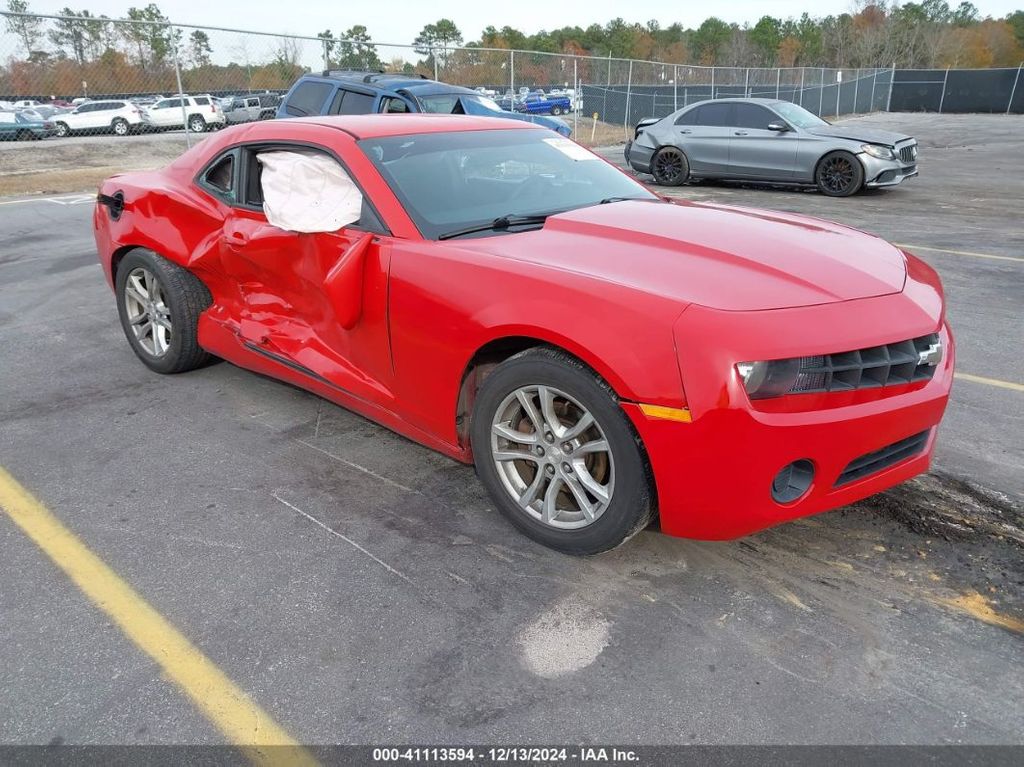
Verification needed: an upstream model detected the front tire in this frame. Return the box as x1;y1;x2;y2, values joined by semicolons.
471;348;654;555
55;121;69;137
115;249;213;374
650;145;689;186
550;105;562;116
815;150;864;197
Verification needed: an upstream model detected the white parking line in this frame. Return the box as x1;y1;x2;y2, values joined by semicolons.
0;194;94;207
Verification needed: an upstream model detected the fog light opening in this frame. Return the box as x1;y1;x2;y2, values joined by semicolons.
771;460;815;504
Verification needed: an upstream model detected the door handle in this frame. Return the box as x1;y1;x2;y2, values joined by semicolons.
679;129;692;134
734;130;748;136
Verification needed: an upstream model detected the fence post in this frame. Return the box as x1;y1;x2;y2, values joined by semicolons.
870;69;877;111
624;59;633;137
168;23;191;149
818;67;825;116
798;67;805;106
710;66;715;99
836;71;841;116
607;52;611;86
1008;62;1023;114
886;62;895;112
509;50;514;95
744;67;749;98
573;59;578;137
938;67;949;113
673;65;678;112
322;38;330;72
433;48;439;81
776;68;781;99
853;68;860;114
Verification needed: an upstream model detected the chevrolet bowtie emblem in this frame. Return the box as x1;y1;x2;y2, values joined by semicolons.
918;341;943;367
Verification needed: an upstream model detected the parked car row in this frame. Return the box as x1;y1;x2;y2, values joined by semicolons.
0;91;283;140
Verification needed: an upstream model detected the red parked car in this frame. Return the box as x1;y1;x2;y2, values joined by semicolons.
93;114;954;554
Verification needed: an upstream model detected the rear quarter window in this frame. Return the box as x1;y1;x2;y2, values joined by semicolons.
285;81;333;116
194;97;210;105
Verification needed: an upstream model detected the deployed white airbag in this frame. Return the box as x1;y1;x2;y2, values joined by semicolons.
257;150;363;233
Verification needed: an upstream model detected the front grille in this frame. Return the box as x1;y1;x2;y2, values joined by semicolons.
787;333;940;395
836;430;930;486
899;143;917;163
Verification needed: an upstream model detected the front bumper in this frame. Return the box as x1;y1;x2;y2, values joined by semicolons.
860;152;918;188
624;288;953;540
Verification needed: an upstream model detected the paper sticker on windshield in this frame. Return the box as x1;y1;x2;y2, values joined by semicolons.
543;137;596;161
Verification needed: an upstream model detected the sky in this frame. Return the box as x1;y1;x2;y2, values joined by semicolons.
27;0;1024;45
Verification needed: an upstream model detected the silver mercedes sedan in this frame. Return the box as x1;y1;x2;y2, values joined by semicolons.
625;98;918;197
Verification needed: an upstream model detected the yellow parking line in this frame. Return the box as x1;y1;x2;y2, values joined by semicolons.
0;466;317;767
896;243;1024;263
955;372;1024;392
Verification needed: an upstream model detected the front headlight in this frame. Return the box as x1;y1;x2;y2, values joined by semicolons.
736;359;802;400
861;144;895;160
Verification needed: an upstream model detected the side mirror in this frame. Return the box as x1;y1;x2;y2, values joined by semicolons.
767;122;790;132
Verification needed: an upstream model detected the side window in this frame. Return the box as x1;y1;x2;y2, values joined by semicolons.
153;100;170;110
246;98;260;109
674;107;699;125
285;81;332;116
329;89;374;116
239;146;386;234
380;97;408;114
734;103;775;130
194;96;210;106
200;152;236;199
165;98;182;109
696;102;734;127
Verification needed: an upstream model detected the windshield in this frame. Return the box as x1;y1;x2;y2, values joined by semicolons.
359;129;656;240
416;93;504;115
773;101;828;129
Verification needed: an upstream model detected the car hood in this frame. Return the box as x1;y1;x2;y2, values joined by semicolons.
805;124;912;146
456;200;907;311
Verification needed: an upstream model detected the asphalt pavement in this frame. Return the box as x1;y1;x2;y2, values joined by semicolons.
0;112;1021;748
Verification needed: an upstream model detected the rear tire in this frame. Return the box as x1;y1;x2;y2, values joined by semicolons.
815;150;864;197
188;115;207;133
111;117;129;136
650;145;689;186
15;129;33;141
471;348;654;555
115;248;213;374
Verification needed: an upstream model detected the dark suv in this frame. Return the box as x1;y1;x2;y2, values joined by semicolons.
276;71;571;136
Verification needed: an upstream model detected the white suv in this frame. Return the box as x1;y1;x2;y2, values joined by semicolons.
54;100;150;137
145;95;225;133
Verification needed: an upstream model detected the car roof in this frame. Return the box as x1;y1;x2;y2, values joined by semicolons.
683;97;784;108
303;71;478;97
285;113;545;139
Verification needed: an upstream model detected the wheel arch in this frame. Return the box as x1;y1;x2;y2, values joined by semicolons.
454;333;629;449
456;335;659;513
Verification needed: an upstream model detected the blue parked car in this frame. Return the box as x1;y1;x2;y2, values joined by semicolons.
0;110;57;140
520;91;572;116
276;71;572;136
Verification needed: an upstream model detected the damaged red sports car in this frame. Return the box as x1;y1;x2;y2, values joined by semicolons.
93;114;954;554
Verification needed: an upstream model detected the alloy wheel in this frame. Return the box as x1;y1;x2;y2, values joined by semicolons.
489;384;615;530
819;155;855;194
653;148;685;184
123;267;172;357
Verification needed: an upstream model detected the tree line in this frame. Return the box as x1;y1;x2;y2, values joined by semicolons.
3;0;1024;99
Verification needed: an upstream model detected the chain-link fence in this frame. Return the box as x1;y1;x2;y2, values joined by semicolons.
2;10;1022;148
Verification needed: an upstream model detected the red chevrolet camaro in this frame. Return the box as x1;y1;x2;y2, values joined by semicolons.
93;114;954;554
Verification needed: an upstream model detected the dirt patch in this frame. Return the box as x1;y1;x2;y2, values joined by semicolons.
840;472;1024;627
0;135;192;196
574;118;629;148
